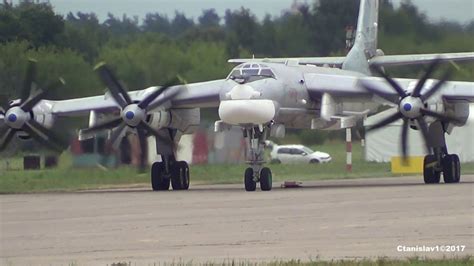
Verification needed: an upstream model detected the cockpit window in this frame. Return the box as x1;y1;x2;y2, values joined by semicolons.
227;63;276;83
242;69;259;76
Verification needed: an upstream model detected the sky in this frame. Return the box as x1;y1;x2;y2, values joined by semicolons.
15;0;474;25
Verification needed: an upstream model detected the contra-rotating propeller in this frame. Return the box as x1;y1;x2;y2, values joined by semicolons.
0;59;66;152
361;59;460;160
81;62;182;170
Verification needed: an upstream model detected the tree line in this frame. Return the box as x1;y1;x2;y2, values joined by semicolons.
0;0;473;104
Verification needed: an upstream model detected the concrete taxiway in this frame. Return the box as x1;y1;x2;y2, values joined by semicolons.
1;175;473;265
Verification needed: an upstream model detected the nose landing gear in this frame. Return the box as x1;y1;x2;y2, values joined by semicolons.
243;126;273;191
244;167;273;192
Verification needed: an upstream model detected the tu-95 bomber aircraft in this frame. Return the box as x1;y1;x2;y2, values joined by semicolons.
1;0;474;191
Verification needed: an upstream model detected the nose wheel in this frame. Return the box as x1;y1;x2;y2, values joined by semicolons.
244;167;273;191
242;125;274;191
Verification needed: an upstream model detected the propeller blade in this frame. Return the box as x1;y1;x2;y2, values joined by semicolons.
136;126;147;172
0;124;7;137
138;121;172;147
0;128;15;151
146;86;182;111
95;63;132;108
360;80;399;104
370;64;407;98
138;77;180;110
22;123;63;152
420;108;461;123
367;111;403;132
20;89;47;112
401;118;409;162
81;117;123;135
0;107;5;115
21;59;37;102
420;70;452;101
27;119;67;149
412;58;441;97
416;117;432;154
110;122;127;150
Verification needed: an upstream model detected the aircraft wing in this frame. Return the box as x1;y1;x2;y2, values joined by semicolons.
228;57;346;67
43;79;225;117
229;52;474;68
369;52;474;67
304;73;474;102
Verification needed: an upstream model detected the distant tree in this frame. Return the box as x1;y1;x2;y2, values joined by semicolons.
254;15;278;56
60;12;109;61
311;0;360;55
142;13;171;34
103;13;140;36
0;0;64;46
224;8;258;54
170;11;195;35
274;10;315;56
198;9;220;28
0;41;101;100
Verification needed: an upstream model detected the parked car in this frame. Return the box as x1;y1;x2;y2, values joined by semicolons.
269;144;332;164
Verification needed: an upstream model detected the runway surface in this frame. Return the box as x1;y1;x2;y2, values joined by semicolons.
1;175;473;265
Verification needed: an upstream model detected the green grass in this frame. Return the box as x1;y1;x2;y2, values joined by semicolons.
1;141;473;194
106;257;472;266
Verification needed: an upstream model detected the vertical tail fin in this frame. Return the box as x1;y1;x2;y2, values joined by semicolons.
342;0;379;74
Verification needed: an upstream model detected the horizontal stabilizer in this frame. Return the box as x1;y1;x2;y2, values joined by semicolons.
369;52;474;66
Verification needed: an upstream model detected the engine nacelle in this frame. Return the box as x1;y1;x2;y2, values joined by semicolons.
17;113;55;140
148;110;172;129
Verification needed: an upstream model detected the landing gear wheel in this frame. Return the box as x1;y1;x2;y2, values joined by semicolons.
259;167;272;191
171;161;190;190
151;162;170;191
244;167;256;192
443;154;461;184
423;155;441;184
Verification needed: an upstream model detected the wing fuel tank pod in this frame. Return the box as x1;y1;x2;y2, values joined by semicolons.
218;99;278;125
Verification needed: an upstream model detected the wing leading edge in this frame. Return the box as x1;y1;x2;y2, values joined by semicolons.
229;52;474;68
42;79;225;117
304;73;474;102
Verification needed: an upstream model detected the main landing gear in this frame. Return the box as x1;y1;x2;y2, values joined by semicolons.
422;121;461;184
243;126;273;192
423;153;460;184
151;156;190;191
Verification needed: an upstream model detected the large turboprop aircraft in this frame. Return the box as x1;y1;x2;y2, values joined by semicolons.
1;0;473;191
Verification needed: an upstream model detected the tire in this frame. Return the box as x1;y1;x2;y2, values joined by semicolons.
171;161;190;190
423;155;441;184
443;154;461;184
244;167;256;192
310;159;320;164
151;162;170;191
260;167;272;191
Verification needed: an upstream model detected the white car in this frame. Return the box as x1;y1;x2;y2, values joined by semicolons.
269;144;332;164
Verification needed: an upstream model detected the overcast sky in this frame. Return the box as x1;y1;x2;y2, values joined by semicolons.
21;0;474;25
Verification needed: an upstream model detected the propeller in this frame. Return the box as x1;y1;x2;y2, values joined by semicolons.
0;59;66;152
361;59;459;161
81;62;182;171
